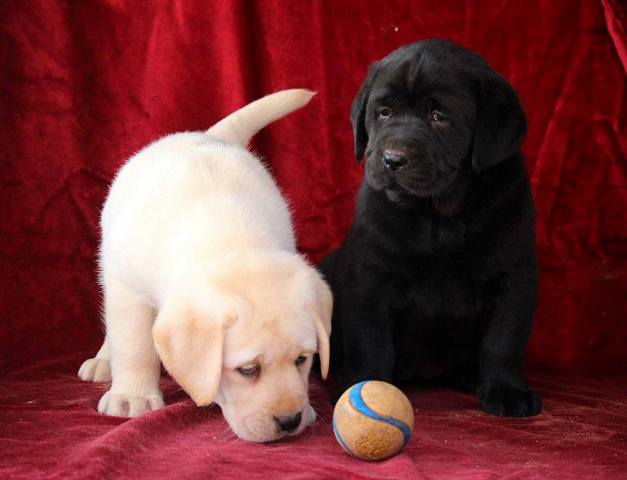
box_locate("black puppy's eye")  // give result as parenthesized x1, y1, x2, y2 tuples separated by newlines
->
(295, 355, 307, 367)
(236, 364, 260, 378)
(431, 111, 447, 123)
(378, 107, 392, 118)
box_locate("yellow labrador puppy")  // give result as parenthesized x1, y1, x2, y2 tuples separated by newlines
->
(78, 89, 332, 442)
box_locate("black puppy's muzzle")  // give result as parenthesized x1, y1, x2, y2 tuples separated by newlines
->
(380, 144, 431, 180)
(382, 149, 408, 171)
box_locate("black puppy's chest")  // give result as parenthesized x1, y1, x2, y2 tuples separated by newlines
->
(389, 212, 486, 380)
(406, 211, 468, 256)
(391, 266, 482, 382)
(392, 244, 482, 334)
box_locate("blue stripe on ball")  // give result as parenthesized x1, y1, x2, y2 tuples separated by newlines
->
(332, 416, 358, 458)
(349, 381, 412, 446)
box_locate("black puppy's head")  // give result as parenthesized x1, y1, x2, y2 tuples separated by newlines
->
(351, 39, 527, 198)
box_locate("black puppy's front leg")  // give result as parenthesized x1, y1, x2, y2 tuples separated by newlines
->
(332, 277, 396, 402)
(477, 267, 541, 417)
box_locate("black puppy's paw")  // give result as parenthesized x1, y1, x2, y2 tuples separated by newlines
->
(479, 386, 542, 417)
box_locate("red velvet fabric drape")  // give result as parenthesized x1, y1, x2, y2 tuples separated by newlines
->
(1, 1, 625, 478)
(1, 0, 626, 376)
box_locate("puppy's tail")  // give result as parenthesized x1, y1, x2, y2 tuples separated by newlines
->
(206, 89, 316, 146)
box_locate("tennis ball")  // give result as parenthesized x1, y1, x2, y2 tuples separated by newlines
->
(332, 380, 414, 461)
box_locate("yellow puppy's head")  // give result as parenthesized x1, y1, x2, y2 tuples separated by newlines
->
(153, 251, 332, 442)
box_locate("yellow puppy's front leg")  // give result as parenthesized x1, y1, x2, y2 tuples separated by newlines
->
(97, 279, 164, 418)
(78, 335, 112, 382)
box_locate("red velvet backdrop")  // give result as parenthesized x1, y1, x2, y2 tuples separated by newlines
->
(1, 1, 626, 377)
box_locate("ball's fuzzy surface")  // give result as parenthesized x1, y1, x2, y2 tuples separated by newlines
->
(332, 381, 414, 461)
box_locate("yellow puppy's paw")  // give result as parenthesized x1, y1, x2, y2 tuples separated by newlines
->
(78, 358, 112, 383)
(97, 390, 164, 417)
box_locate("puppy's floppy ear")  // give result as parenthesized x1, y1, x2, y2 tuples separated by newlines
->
(304, 268, 333, 379)
(152, 288, 242, 406)
(472, 72, 527, 172)
(351, 63, 378, 161)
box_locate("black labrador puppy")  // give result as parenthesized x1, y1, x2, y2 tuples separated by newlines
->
(321, 39, 541, 417)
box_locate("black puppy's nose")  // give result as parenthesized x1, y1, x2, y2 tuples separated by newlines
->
(382, 150, 408, 171)
(274, 411, 302, 433)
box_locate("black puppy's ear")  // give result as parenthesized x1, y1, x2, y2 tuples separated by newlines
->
(350, 63, 378, 161)
(472, 73, 527, 171)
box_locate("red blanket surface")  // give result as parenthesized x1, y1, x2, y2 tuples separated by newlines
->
(1, 0, 625, 478)
(1, 355, 626, 479)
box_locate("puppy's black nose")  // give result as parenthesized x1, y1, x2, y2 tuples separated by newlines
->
(274, 411, 302, 433)
(382, 150, 407, 171)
